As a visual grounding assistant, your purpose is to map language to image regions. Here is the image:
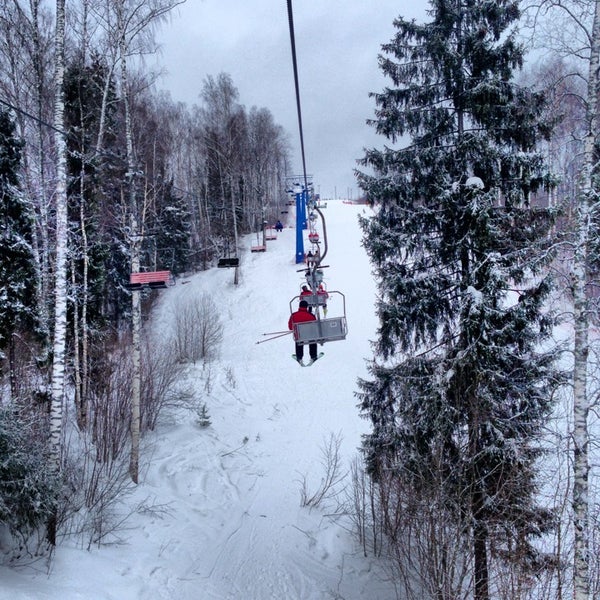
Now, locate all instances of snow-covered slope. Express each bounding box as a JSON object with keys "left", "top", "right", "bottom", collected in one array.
[{"left": 0, "top": 200, "right": 396, "bottom": 599}]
